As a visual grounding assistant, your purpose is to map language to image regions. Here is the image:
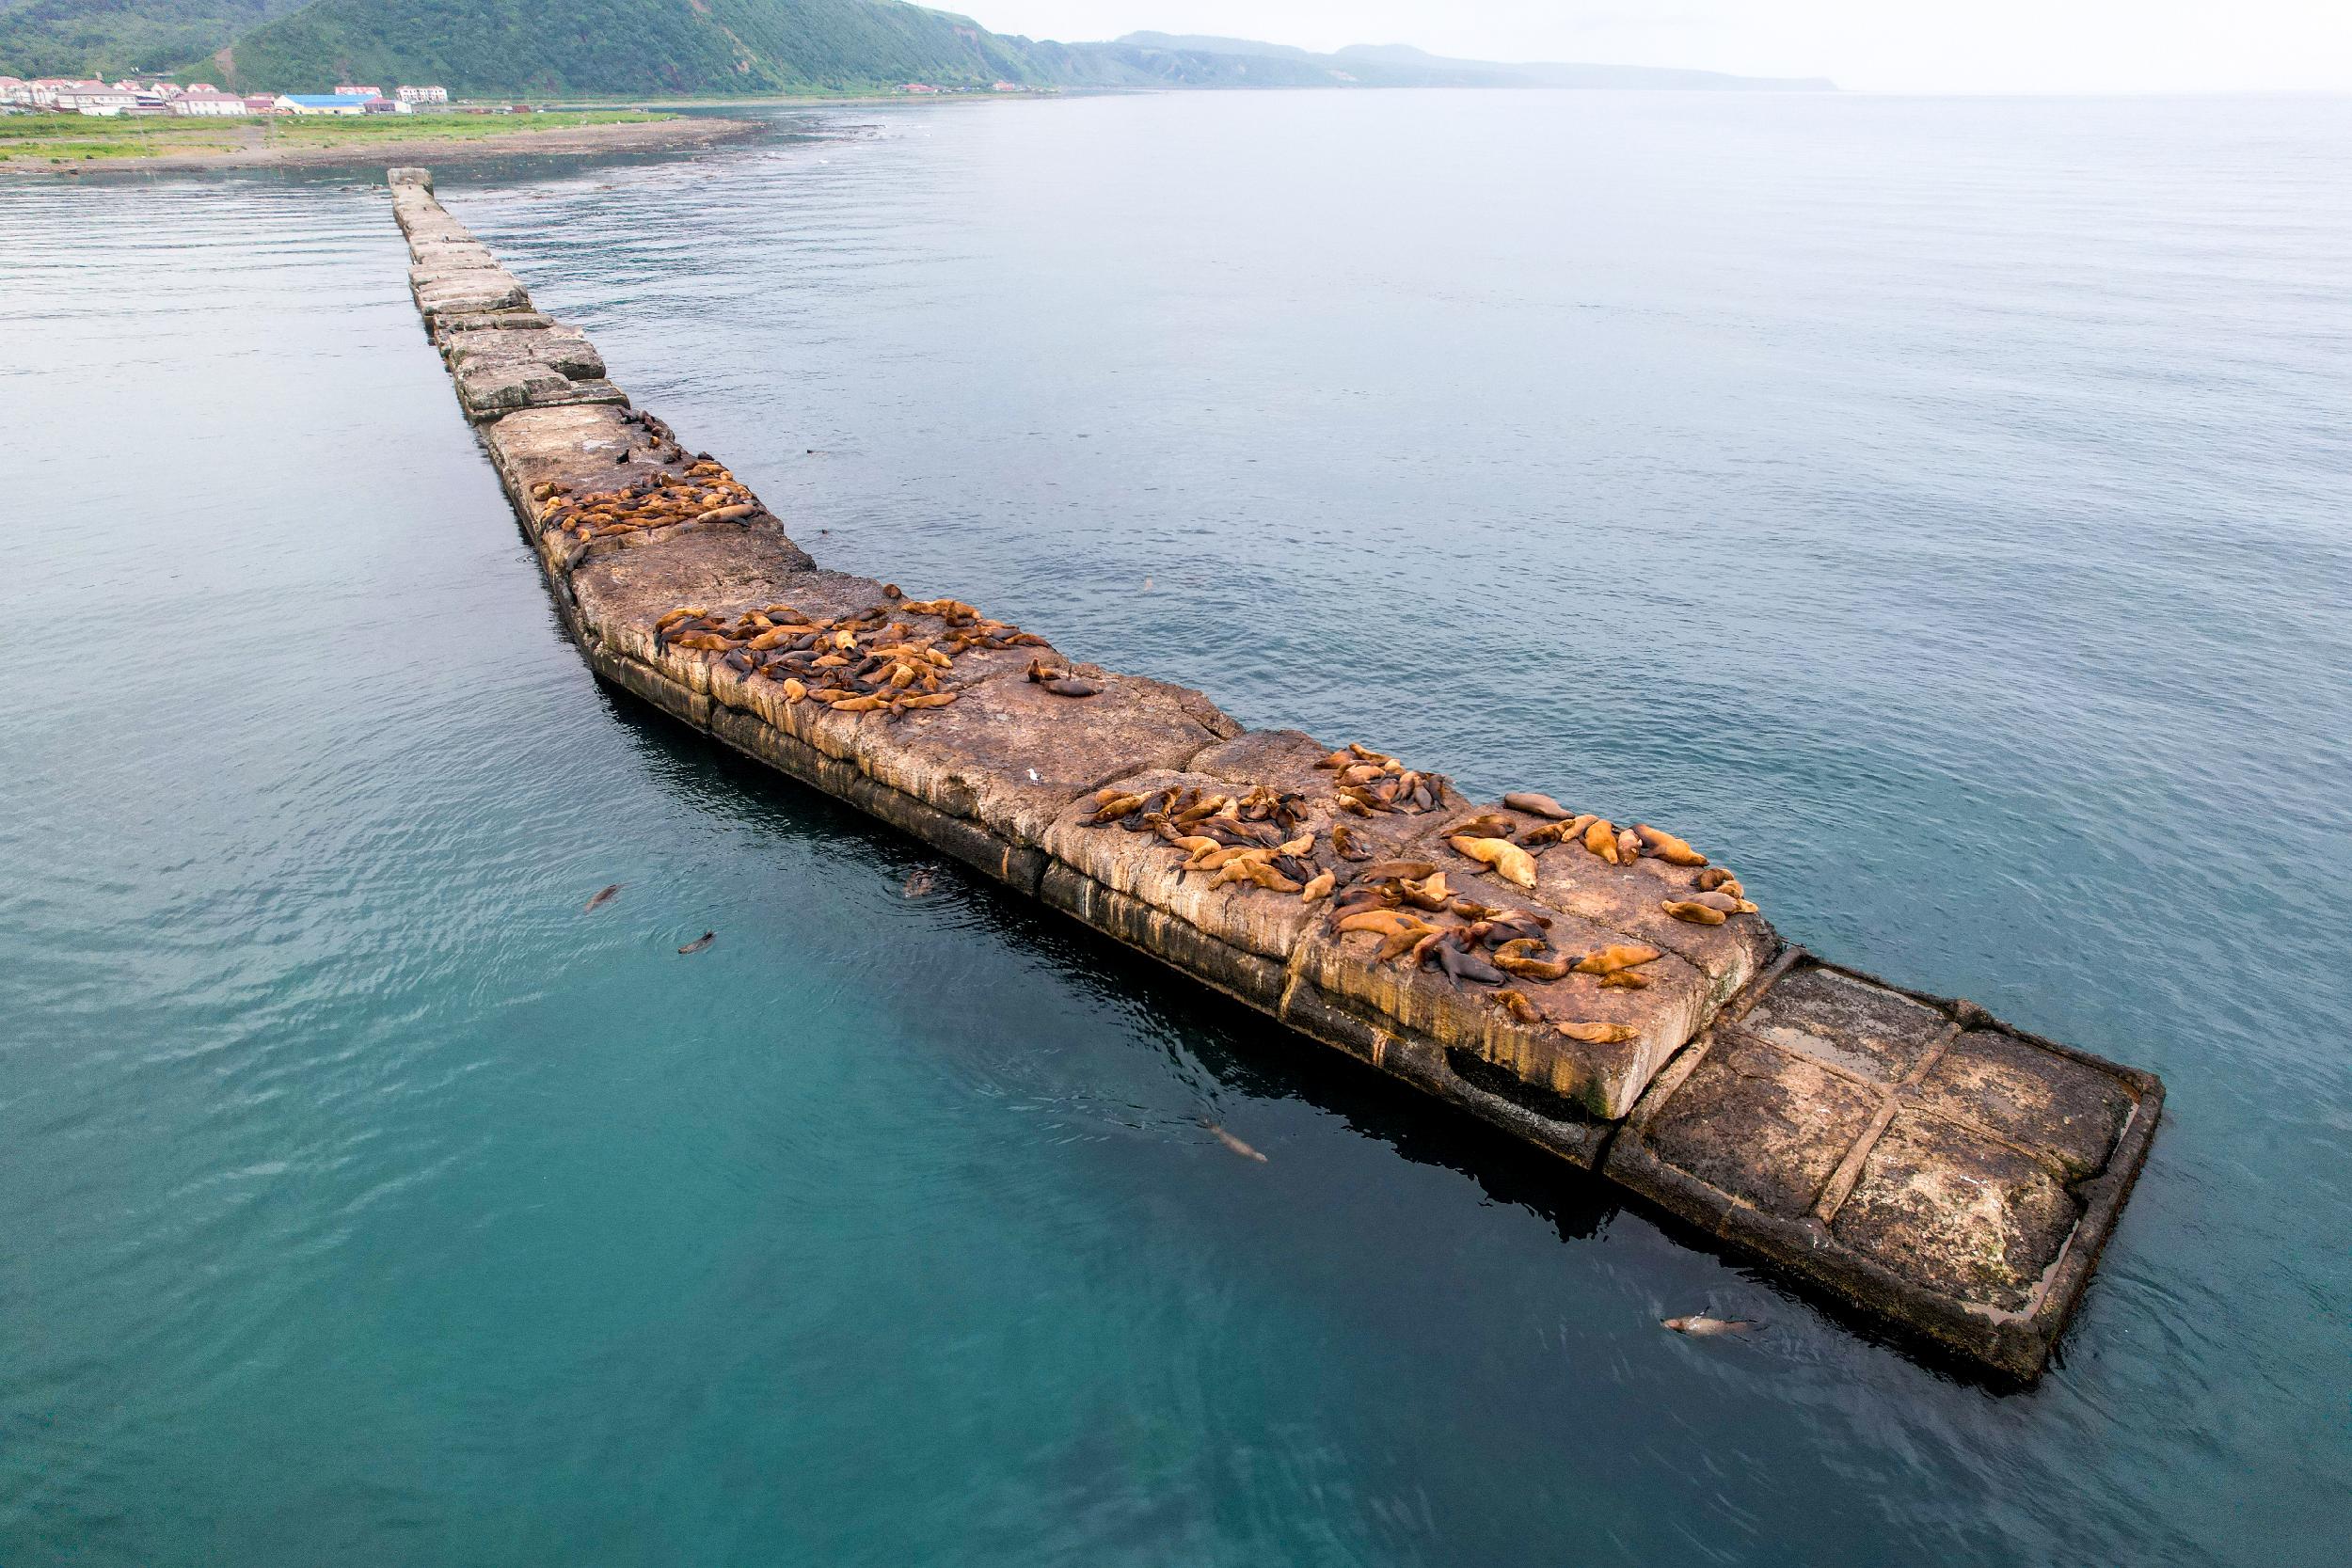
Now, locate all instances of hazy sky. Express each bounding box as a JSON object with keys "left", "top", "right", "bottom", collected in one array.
[{"left": 967, "top": 2, "right": 2352, "bottom": 94}]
